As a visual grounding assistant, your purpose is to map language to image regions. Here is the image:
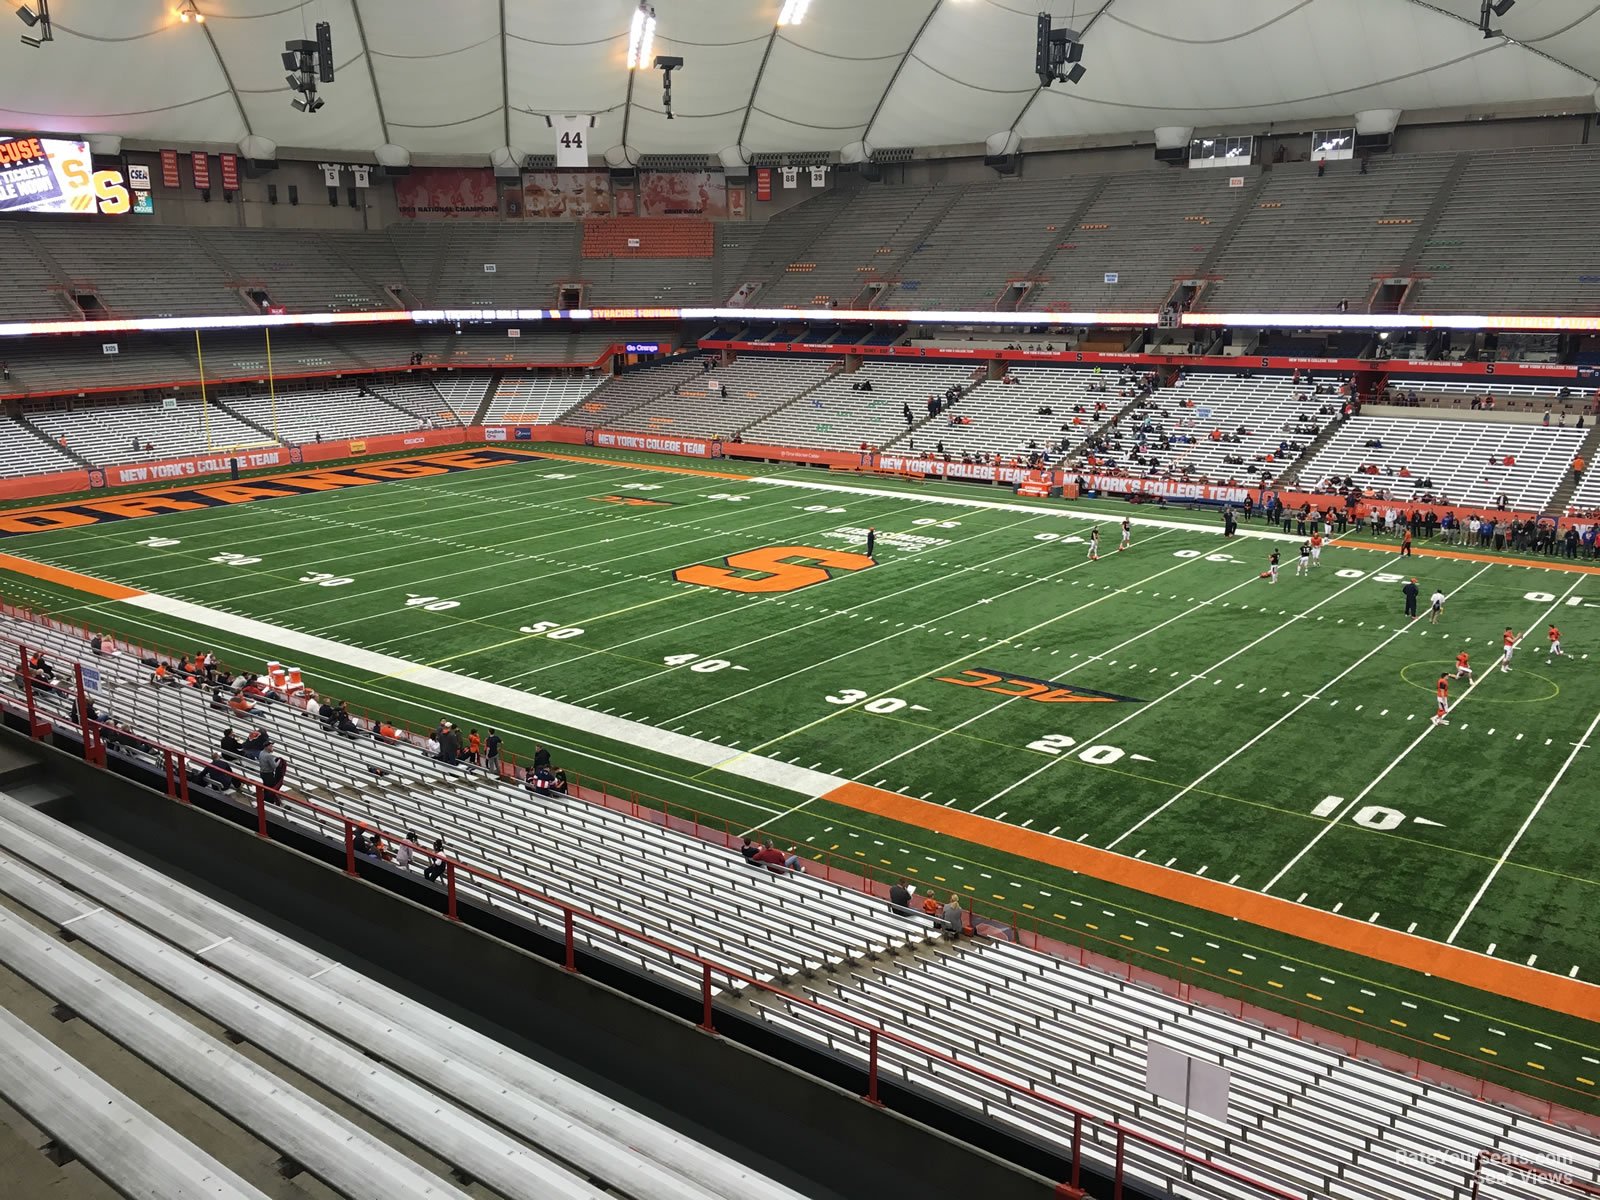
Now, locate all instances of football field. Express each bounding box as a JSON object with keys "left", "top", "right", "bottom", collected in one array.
[{"left": 0, "top": 443, "right": 1596, "bottom": 1109}]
